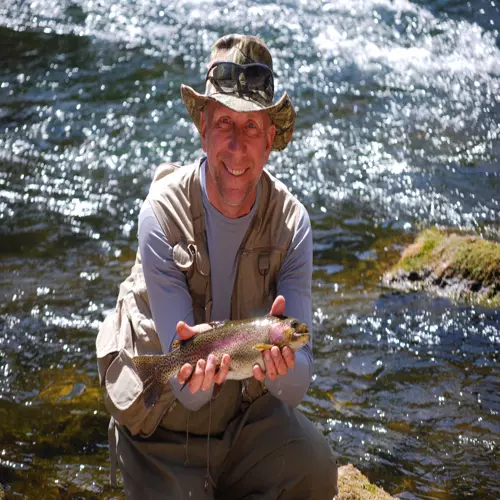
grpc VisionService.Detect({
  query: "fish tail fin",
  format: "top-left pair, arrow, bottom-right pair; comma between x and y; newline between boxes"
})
132,355 -> 171,409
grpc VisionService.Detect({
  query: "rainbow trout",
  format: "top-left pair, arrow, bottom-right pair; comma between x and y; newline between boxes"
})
133,315 -> 310,408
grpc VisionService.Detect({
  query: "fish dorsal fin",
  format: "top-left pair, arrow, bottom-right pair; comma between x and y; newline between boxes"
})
208,320 -> 227,329
180,338 -> 194,348
171,337 -> 195,350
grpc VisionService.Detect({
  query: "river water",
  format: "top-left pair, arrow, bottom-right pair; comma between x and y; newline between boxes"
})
1,0 -> 499,498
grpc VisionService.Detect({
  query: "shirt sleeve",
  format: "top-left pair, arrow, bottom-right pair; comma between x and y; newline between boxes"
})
138,200 -> 214,410
265,204 -> 314,407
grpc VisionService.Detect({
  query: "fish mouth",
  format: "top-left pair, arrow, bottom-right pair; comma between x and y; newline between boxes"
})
296,323 -> 309,334
283,322 -> 309,338
284,326 -> 310,345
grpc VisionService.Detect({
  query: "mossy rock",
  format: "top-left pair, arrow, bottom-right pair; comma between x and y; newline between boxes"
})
383,228 -> 500,307
337,464 -> 395,499
36,367 -> 103,406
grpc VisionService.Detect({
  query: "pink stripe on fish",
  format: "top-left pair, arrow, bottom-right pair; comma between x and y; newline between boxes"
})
209,329 -> 258,352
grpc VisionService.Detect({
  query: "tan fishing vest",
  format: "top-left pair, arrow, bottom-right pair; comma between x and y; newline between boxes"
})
96,158 -> 303,438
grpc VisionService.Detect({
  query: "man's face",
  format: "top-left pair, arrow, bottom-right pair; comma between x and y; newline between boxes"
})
200,101 -> 276,218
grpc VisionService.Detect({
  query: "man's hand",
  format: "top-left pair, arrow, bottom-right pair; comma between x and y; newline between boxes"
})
252,295 -> 296,382
175,321 -> 231,393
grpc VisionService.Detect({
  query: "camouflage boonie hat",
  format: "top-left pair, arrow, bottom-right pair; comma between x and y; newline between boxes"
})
181,34 -> 296,152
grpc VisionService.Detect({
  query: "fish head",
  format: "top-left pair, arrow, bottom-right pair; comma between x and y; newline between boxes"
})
269,317 -> 310,351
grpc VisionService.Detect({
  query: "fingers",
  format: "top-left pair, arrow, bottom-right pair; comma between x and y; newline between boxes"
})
177,362 -> 194,385
272,346 -> 288,377
257,346 -> 295,382
214,354 -> 231,385
176,321 -> 214,340
201,354 -> 217,391
282,346 -> 295,370
176,321 -> 196,340
177,354 -> 231,394
188,358 -> 208,393
269,295 -> 285,316
262,347 -> 284,381
253,364 -> 265,381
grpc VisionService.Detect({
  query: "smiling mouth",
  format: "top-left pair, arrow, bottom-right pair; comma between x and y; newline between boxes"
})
224,163 -> 246,177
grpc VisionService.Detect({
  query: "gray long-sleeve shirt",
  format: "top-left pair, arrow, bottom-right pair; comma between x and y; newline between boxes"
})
138,161 -> 313,410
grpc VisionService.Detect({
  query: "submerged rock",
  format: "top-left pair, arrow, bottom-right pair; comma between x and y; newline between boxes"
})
382,228 -> 500,307
337,464 -> 395,499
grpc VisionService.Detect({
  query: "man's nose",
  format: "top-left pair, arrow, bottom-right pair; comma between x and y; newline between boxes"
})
228,126 -> 247,154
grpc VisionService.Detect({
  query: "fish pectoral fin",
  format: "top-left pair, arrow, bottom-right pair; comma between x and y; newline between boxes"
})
133,354 -> 173,409
254,343 -> 274,352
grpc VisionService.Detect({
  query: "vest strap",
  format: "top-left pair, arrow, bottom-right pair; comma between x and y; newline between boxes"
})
191,159 -> 206,237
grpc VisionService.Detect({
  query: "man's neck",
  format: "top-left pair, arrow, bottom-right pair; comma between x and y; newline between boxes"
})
202,161 -> 258,219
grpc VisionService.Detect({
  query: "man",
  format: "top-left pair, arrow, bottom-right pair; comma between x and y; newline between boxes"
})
96,34 -> 338,499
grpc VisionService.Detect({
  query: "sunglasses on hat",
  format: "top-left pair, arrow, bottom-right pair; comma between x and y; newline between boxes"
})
205,61 -> 274,104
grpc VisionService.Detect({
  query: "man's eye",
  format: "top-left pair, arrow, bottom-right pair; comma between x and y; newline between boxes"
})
248,122 -> 257,128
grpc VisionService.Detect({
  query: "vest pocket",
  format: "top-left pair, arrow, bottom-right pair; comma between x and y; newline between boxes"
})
105,349 -> 143,411
234,249 -> 281,318
96,311 -> 119,386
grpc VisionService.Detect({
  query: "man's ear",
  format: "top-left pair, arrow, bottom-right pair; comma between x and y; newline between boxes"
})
200,108 -> 207,153
266,123 -> 276,154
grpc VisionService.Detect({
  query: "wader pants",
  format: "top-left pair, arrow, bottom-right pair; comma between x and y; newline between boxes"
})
116,393 -> 338,499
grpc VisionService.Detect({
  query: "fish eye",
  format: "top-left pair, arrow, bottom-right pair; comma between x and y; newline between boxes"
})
291,319 -> 299,329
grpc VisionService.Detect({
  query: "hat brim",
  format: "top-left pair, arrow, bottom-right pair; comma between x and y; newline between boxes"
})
181,84 -> 295,152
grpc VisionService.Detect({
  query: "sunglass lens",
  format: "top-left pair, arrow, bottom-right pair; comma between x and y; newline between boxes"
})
209,62 -> 274,100
245,66 -> 273,95
212,63 -> 238,83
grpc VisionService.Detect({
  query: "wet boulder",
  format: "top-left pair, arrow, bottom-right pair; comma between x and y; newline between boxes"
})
337,464 -> 395,499
382,228 -> 500,307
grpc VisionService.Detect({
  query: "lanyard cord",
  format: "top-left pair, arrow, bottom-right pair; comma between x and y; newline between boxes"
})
184,411 -> 190,465
204,394 -> 216,491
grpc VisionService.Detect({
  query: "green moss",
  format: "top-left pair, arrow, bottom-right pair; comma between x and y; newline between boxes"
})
452,236 -> 500,284
36,367 -> 103,406
397,228 -> 443,272
388,228 -> 500,307
397,228 -> 500,284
